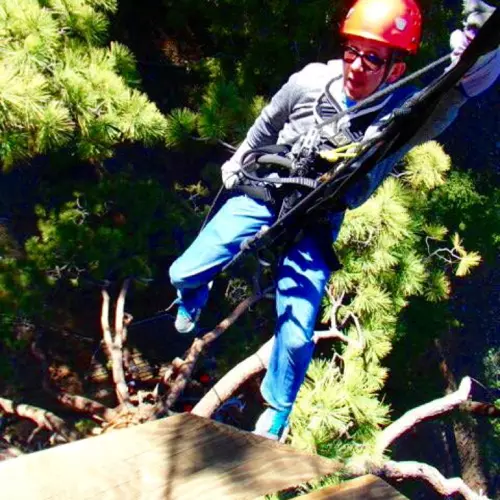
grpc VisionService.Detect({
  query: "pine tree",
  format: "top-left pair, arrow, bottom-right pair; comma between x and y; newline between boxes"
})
0,0 -> 166,169
483,348 -> 500,482
0,0 -> 174,357
165,73 -> 267,148
289,142 -> 482,463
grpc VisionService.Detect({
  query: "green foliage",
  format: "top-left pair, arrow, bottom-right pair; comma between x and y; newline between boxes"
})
0,0 -> 166,168
291,358 -> 390,461
451,233 -> 481,277
25,173 -> 199,283
484,348 -> 500,390
165,76 -> 268,148
44,0 -> 117,44
411,1 -> 459,72
0,257 -> 46,349
424,269 -> 450,302
428,170 -> 500,262
165,108 -> 199,149
291,141 -> 482,460
161,0 -> 342,93
483,348 -> 500,477
74,418 -> 98,436
402,141 -> 451,190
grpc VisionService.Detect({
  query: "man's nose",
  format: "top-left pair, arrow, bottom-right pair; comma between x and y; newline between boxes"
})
350,55 -> 364,71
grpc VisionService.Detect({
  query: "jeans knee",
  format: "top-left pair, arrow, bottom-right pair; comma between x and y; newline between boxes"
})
282,326 -> 313,355
169,258 -> 186,288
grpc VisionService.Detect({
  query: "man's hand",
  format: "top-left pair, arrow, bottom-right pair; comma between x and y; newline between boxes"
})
450,0 -> 499,97
221,160 -> 242,189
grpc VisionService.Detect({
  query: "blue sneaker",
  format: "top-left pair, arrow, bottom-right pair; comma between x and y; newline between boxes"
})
253,407 -> 290,442
174,304 -> 201,334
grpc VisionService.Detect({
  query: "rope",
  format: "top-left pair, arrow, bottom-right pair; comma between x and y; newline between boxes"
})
314,53 -> 452,133
222,9 -> 500,271
198,53 -> 453,241
200,185 -> 225,231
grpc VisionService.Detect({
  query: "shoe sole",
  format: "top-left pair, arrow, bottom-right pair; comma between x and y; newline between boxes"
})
174,322 -> 197,334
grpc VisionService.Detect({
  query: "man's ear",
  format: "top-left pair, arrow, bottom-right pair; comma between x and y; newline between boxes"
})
386,61 -> 407,83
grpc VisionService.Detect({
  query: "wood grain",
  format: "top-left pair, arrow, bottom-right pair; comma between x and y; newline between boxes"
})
296,474 -> 408,499
0,413 -> 341,500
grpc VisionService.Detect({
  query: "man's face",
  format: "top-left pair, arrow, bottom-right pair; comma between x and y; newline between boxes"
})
342,37 -> 399,101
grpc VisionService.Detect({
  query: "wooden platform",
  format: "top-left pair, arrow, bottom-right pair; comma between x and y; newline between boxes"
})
296,474 -> 408,499
0,413 -> 342,499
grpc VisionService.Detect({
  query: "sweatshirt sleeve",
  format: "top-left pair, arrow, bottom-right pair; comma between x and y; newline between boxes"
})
344,86 -> 469,209
223,67 -> 307,167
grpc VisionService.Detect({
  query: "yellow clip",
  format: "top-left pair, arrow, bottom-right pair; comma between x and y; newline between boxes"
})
319,143 -> 360,163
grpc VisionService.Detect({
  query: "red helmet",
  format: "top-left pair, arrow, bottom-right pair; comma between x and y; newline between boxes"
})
341,0 -> 422,54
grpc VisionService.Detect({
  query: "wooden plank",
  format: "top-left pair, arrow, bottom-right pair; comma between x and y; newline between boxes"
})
0,413 -> 341,500
295,474 -> 408,499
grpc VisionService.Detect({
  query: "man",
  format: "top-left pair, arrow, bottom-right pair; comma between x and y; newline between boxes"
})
169,0 -> 499,440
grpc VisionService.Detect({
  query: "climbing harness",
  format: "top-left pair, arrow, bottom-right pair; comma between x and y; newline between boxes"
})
199,52 -> 456,234
218,7 -> 500,272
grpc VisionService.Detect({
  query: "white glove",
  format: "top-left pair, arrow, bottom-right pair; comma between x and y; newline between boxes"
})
221,159 -> 242,189
450,0 -> 500,97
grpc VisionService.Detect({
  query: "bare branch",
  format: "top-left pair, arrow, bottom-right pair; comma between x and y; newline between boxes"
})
26,426 -> 43,444
115,278 -> 131,346
351,229 -> 375,246
459,401 -> 500,417
122,313 -> 133,345
0,441 -> 24,461
0,397 -> 76,442
380,460 -> 489,500
31,339 -> 117,423
325,288 -> 345,332
342,311 -> 365,348
100,284 -> 131,406
425,236 -> 462,265
100,288 -> 113,355
154,288 -> 271,416
314,290 -> 363,348
160,364 -> 175,388
53,393 -> 117,422
192,338 -> 274,417
108,344 -> 131,406
312,328 -> 362,348
376,377 -> 472,454
390,170 -> 408,179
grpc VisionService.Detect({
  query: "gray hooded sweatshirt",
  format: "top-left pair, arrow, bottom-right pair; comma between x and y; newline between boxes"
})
222,59 -> 468,209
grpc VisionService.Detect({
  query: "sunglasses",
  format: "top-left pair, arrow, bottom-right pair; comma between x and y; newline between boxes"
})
343,45 -> 387,71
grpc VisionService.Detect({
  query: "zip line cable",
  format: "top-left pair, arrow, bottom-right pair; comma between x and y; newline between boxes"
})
220,8 -> 500,272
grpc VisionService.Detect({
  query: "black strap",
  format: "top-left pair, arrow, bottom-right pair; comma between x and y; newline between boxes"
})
305,221 -> 342,272
222,8 -> 500,272
280,218 -> 343,272
232,183 -> 277,204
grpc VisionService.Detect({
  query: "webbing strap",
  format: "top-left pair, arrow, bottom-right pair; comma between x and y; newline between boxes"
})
222,9 -> 500,272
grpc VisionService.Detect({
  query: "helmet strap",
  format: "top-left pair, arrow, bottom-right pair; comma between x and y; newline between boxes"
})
382,51 -> 397,84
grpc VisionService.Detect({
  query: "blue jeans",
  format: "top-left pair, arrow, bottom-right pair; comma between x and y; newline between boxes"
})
169,195 -> 343,413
